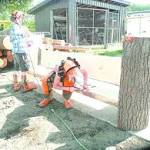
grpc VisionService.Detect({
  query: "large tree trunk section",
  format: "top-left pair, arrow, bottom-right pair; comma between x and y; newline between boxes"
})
0,35 -> 12,50
118,37 -> 150,131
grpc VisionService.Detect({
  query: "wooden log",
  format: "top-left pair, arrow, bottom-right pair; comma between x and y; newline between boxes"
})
53,45 -> 71,52
0,57 -> 7,68
118,37 -> 150,130
43,44 -> 53,51
70,46 -> 86,52
42,37 -> 53,45
65,43 -> 72,46
0,35 -> 12,50
7,50 -> 13,62
52,39 -> 65,46
0,50 -> 2,57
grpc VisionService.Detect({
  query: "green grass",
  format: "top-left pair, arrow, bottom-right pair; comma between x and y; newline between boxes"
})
97,49 -> 123,57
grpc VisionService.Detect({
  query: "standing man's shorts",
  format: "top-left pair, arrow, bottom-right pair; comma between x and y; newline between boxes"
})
13,53 -> 30,72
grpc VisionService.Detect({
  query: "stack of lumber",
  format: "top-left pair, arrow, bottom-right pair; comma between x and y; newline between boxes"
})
70,46 -> 86,52
42,37 -> 53,45
42,37 -> 86,53
53,41 -> 73,52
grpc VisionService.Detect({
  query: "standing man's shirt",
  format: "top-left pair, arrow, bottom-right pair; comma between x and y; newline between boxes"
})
10,23 -> 29,53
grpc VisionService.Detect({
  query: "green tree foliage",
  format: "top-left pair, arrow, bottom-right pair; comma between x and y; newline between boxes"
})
0,0 -> 32,19
24,20 -> 35,32
127,4 -> 150,12
0,0 -> 35,31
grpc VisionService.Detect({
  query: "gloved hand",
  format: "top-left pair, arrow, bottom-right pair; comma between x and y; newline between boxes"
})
81,84 -> 89,95
83,84 -> 89,91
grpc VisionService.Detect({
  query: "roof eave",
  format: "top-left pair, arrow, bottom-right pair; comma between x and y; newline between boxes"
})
28,0 -> 130,14
28,0 -> 52,14
110,0 -> 130,6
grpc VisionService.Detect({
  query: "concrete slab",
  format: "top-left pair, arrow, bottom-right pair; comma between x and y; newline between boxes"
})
88,78 -> 119,100
86,78 -> 119,106
53,89 -> 118,127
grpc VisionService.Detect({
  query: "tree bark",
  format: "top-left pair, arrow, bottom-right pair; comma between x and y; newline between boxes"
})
118,37 -> 150,131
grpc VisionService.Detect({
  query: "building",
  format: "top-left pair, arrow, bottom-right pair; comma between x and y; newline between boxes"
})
127,11 -> 150,37
29,0 -> 129,46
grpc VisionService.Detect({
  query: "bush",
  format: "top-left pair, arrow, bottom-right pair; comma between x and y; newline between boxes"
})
24,20 -> 35,32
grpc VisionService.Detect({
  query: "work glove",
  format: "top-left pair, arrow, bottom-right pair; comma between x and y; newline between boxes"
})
81,84 -> 89,95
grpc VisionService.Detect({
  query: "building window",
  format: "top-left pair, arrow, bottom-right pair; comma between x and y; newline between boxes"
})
77,8 -> 106,45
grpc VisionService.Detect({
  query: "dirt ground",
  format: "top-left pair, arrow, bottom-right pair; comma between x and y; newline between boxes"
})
0,68 -> 133,150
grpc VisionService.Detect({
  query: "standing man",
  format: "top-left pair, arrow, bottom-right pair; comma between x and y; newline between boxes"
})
10,10 -> 36,92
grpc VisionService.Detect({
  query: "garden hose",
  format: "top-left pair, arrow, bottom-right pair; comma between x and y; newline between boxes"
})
50,109 -> 89,150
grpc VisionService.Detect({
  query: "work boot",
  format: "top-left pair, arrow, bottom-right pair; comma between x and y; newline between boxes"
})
39,98 -> 52,107
21,74 -> 37,92
22,82 -> 37,92
64,100 -> 73,109
21,74 -> 27,85
12,74 -> 21,92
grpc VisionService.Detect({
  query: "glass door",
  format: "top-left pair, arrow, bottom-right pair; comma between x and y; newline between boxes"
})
77,7 -> 106,45
53,8 -> 68,42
